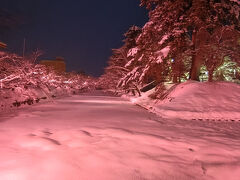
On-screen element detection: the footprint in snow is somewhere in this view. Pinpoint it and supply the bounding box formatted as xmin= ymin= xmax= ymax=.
xmin=41 ymin=137 xmax=61 ymax=145
xmin=24 ymin=129 xmax=61 ymax=149
xmin=42 ymin=129 xmax=53 ymax=136
xmin=79 ymin=130 xmax=93 ymax=137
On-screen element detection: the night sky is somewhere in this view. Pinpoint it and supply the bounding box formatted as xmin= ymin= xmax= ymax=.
xmin=0 ymin=0 xmax=148 ymax=76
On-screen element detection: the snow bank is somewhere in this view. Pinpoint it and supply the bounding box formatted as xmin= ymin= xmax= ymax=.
xmin=0 ymin=86 xmax=76 ymax=112
xmin=132 ymin=81 xmax=240 ymax=121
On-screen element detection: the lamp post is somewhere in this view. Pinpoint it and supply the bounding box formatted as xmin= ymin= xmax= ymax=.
xmin=23 ymin=38 xmax=26 ymax=58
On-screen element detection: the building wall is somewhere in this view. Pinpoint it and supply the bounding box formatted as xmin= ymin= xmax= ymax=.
xmin=40 ymin=60 xmax=66 ymax=73
xmin=0 ymin=42 xmax=7 ymax=49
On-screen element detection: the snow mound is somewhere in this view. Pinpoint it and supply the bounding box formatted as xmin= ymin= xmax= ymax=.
xmin=136 ymin=81 xmax=240 ymax=121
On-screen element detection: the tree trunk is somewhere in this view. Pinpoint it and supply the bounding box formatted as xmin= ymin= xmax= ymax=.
xmin=178 ymin=73 xmax=181 ymax=83
xmin=189 ymin=31 xmax=201 ymax=81
xmin=173 ymin=74 xmax=178 ymax=83
xmin=208 ymin=70 xmax=213 ymax=82
xmin=189 ymin=54 xmax=201 ymax=81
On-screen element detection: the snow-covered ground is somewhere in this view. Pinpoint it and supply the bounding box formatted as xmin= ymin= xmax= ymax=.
xmin=130 ymin=81 xmax=240 ymax=121
xmin=0 ymin=94 xmax=240 ymax=180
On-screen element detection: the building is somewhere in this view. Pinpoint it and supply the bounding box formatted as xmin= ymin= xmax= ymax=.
xmin=0 ymin=42 xmax=7 ymax=49
xmin=40 ymin=57 xmax=66 ymax=73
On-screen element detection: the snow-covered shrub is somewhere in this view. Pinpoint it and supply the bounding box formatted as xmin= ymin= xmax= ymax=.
xmin=0 ymin=51 xmax=95 ymax=111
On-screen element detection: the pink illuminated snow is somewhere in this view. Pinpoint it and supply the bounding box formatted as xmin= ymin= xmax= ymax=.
xmin=0 ymin=92 xmax=240 ymax=180
xmin=130 ymin=81 xmax=240 ymax=121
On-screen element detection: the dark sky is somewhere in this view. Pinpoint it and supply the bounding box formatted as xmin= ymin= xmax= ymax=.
xmin=0 ymin=0 xmax=148 ymax=76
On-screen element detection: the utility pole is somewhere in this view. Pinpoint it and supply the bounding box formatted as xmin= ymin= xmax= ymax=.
xmin=23 ymin=38 xmax=26 ymax=58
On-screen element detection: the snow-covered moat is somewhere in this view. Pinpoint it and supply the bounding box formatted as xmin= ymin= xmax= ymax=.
xmin=0 ymin=95 xmax=240 ymax=180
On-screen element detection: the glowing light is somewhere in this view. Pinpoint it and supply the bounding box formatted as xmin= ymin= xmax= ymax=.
xmin=63 ymin=81 xmax=73 ymax=84
xmin=130 ymin=98 xmax=137 ymax=104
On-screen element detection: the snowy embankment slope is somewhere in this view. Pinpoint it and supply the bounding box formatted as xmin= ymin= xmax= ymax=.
xmin=0 ymin=95 xmax=240 ymax=179
xmin=130 ymin=81 xmax=240 ymax=121
xmin=0 ymin=87 xmax=70 ymax=112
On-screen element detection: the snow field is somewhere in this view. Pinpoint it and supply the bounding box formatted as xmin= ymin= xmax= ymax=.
xmin=0 ymin=95 xmax=240 ymax=179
